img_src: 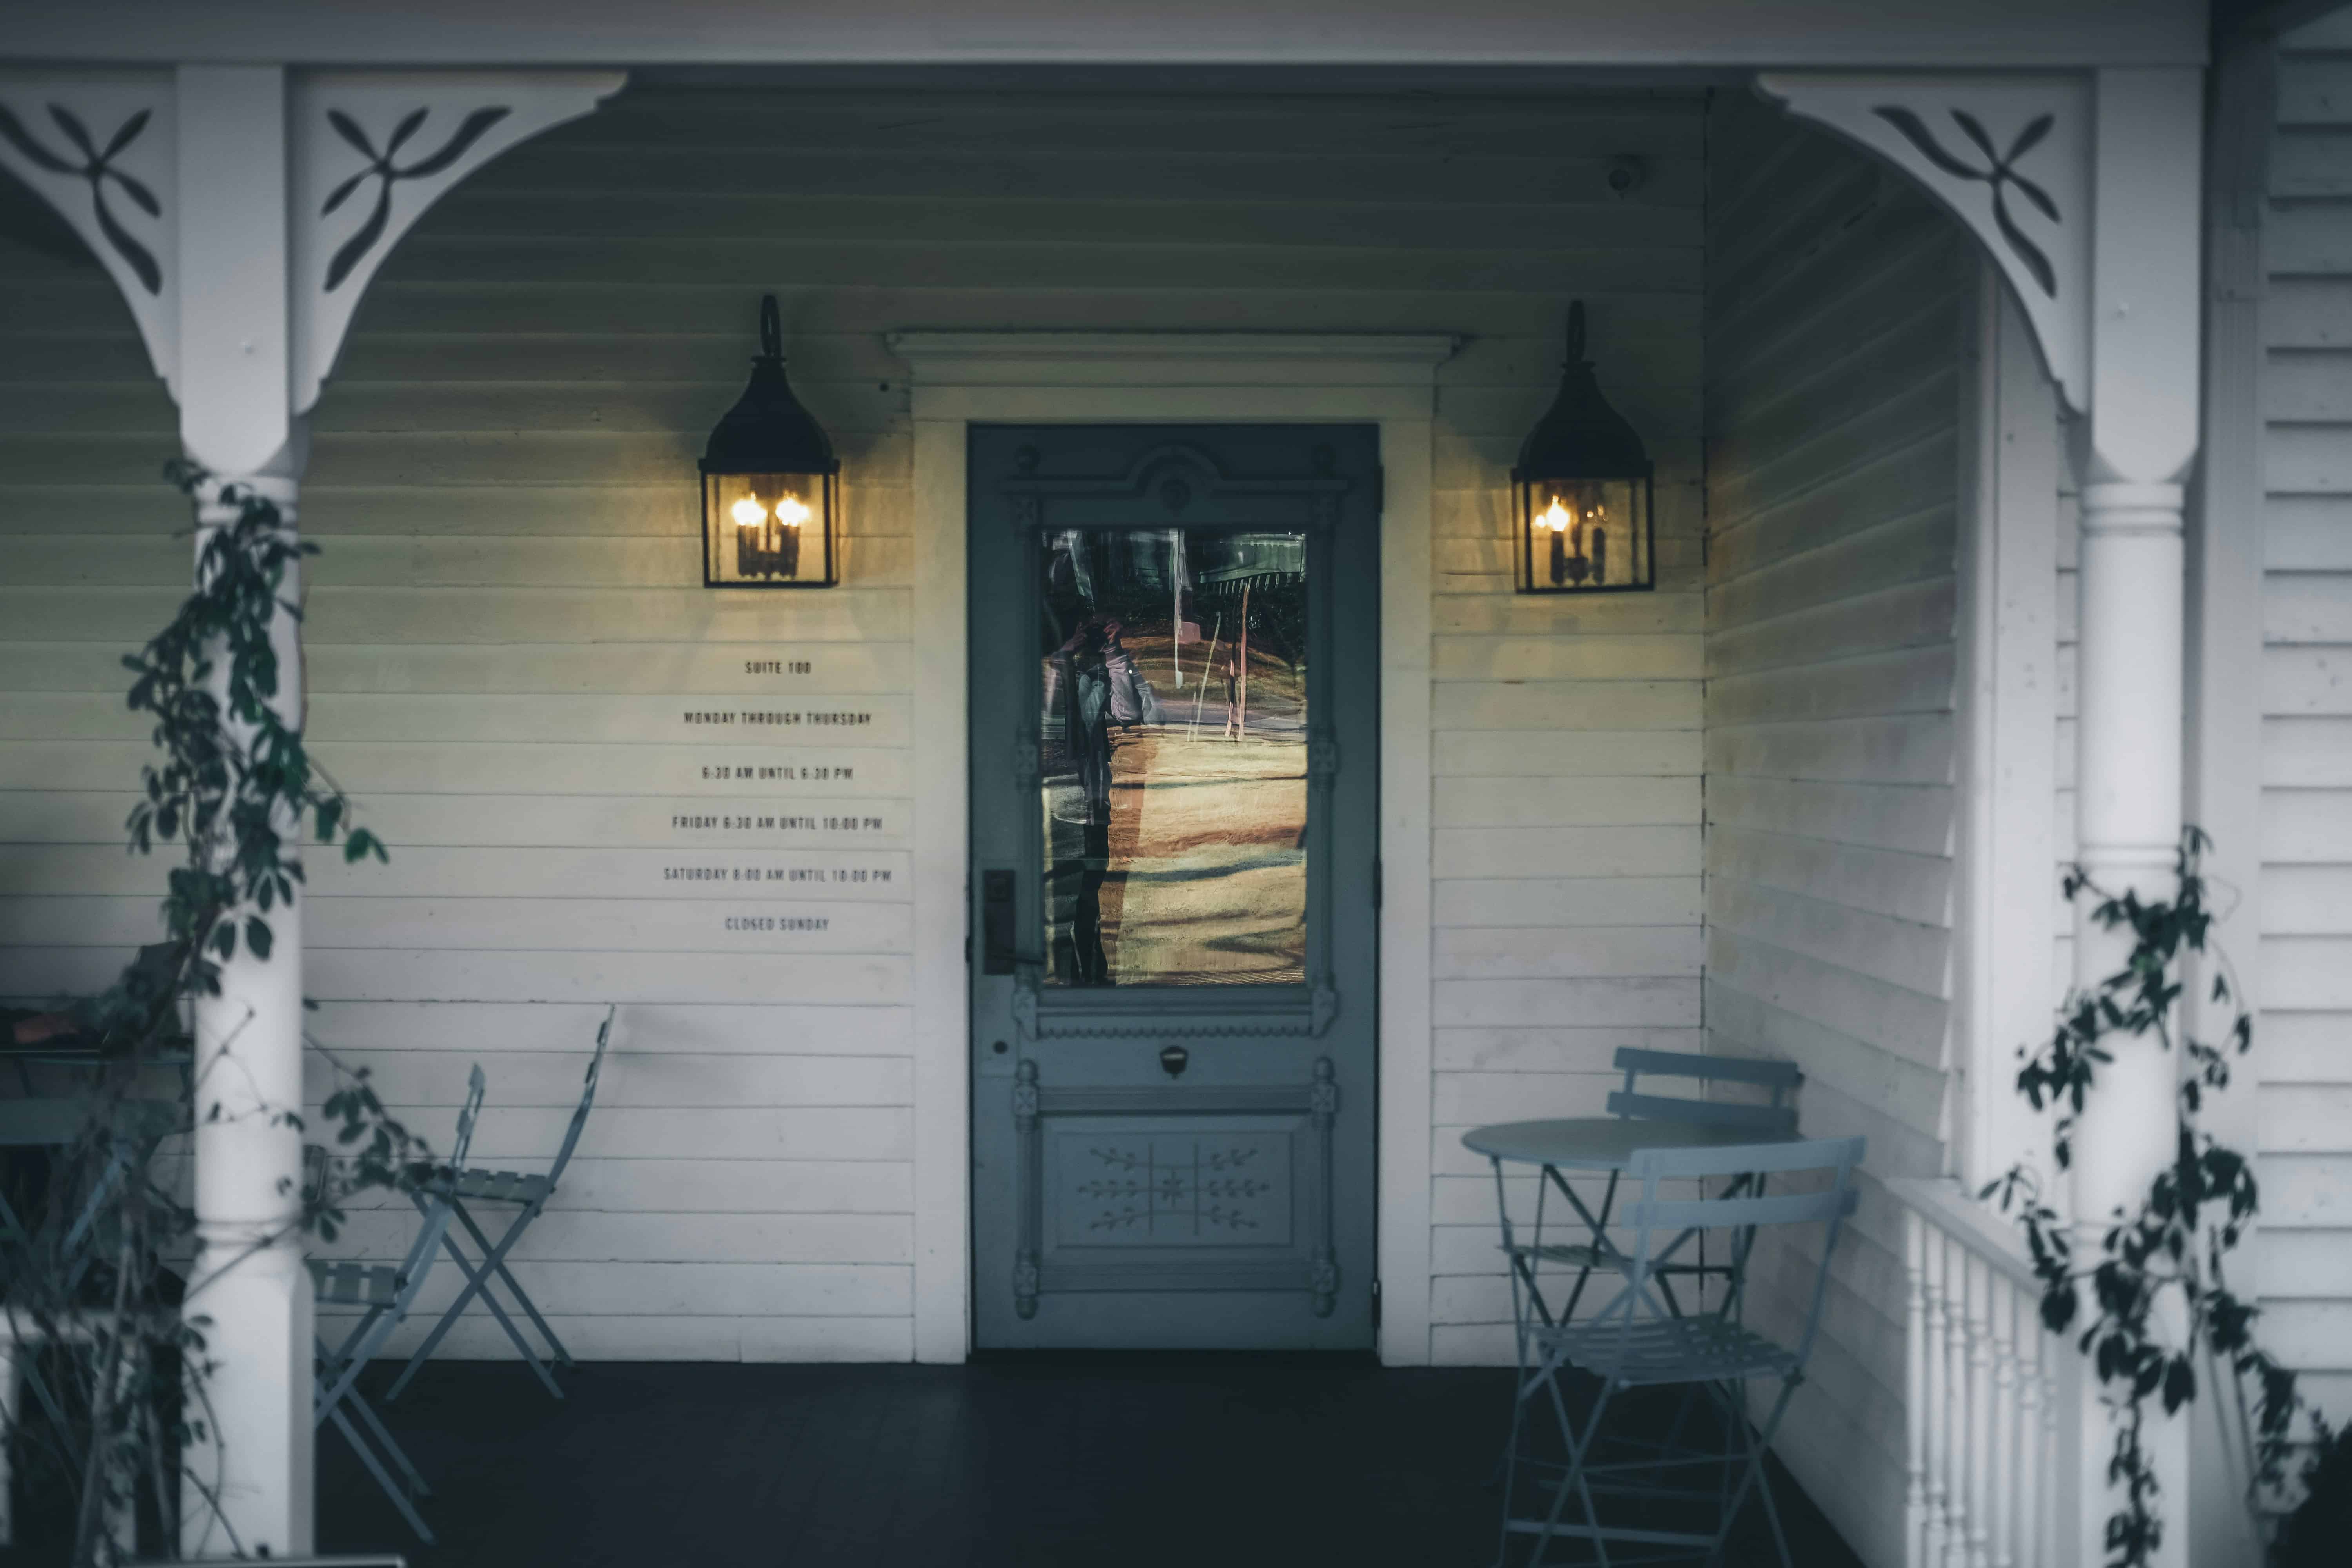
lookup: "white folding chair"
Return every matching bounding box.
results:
[384,1007,612,1403]
[311,1065,485,1544]
[1499,1135,1865,1568]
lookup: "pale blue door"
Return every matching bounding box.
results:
[968,424,1381,1350]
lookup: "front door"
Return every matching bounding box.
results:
[969,424,1380,1350]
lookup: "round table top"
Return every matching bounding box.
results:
[1461,1116,1796,1170]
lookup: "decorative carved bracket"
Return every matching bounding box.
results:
[290,71,623,414]
[0,72,179,393]
[0,68,620,437]
[1755,73,2092,415]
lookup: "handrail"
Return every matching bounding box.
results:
[1886,1176,2040,1290]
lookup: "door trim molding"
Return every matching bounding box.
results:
[896,329,1454,1364]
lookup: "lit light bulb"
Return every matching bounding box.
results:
[773,495,811,528]
[1537,496,1572,532]
[730,496,765,528]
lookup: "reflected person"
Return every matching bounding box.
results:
[1047,616,1164,983]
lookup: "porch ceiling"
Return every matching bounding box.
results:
[1,0,2208,70]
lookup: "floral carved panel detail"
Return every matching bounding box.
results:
[0,102,162,292]
[1052,1133,1294,1247]
[1871,107,2060,298]
[0,73,178,392]
[318,105,509,291]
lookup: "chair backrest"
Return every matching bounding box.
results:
[1609,1135,1864,1369]
[396,1065,486,1298]
[1606,1047,1801,1137]
[543,1005,615,1190]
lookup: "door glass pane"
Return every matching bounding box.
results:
[1039,526,1308,987]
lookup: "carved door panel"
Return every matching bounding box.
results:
[969,424,1379,1350]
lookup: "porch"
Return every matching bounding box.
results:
[2,1359,1861,1566]
[0,2,2336,1564]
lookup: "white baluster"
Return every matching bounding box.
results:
[1988,1272,2019,1568]
[1906,1210,1929,1568]
[1965,1251,1995,1568]
[2038,1321,2063,1568]
[2016,1299,2044,1568]
[1923,1224,1951,1568]
[1943,1232,1973,1568]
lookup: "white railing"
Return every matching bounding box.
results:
[1889,1178,2083,1568]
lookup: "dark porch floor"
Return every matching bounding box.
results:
[304,1357,1863,1568]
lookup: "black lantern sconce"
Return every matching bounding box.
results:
[1513,301,1654,594]
[701,294,840,588]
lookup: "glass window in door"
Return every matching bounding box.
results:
[1038,526,1308,988]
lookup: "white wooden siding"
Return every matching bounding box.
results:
[0,83,1708,1361]
[1702,89,1970,1568]
[2259,15,2352,1420]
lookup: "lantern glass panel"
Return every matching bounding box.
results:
[703,471,835,587]
[1522,476,1649,592]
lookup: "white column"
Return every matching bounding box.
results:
[2066,65,2204,1568]
[174,65,314,1561]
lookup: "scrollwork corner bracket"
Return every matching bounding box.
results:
[290,69,626,415]
[0,72,179,395]
[1753,70,2091,415]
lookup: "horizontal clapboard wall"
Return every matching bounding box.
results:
[0,80,1707,1363]
[2259,13,2352,1421]
[1701,89,1969,1568]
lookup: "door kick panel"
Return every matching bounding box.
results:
[1010,1058,1341,1319]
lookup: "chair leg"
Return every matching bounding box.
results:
[1523,1371,1614,1568]
[312,1314,387,1429]
[454,1201,575,1370]
[1495,1344,1541,1564]
[385,1201,563,1402]
[322,1399,435,1545]
[1705,1376,1800,1568]
[342,1380,432,1499]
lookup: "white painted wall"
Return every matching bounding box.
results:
[0,81,1707,1363]
[1700,89,1973,1568]
[2255,10,2352,1425]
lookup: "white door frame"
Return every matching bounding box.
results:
[893,331,1457,1364]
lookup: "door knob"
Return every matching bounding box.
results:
[1159,1045,1189,1078]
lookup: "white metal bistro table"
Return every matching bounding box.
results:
[1462,1117,1802,1339]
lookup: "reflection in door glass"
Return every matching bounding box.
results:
[1040,526,1308,987]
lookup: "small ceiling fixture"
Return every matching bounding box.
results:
[701,294,840,588]
[1513,301,1654,594]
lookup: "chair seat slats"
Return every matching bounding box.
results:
[307,1258,402,1310]
[1537,1316,1800,1384]
[445,1167,550,1205]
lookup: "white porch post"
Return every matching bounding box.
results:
[0,58,621,1553]
[1759,59,2206,1566]
[2065,67,2205,1568]
[172,64,317,1559]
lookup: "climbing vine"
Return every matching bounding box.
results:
[1,465,430,1564]
[1985,829,2334,1566]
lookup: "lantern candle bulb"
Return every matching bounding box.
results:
[1510,299,1654,593]
[700,293,841,588]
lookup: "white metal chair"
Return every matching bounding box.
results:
[1508,1049,1803,1332]
[311,1065,485,1544]
[384,1006,613,1403]
[1498,1134,1864,1568]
